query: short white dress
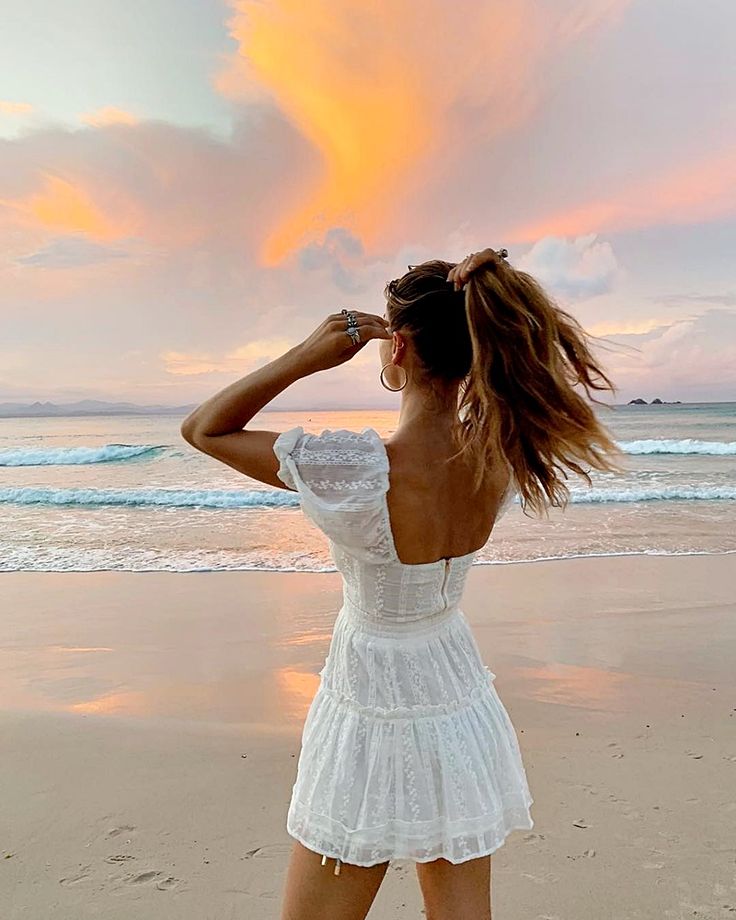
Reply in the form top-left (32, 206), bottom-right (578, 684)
top-left (273, 425), bottom-right (534, 867)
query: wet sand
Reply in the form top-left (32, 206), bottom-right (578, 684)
top-left (1, 554), bottom-right (735, 918)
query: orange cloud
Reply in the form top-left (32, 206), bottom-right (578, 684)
top-left (217, 0), bottom-right (630, 266)
top-left (587, 318), bottom-right (676, 337)
top-left (0, 101), bottom-right (33, 115)
top-left (508, 147), bottom-right (736, 242)
top-left (0, 172), bottom-right (134, 240)
top-left (81, 107), bottom-right (139, 127)
top-left (162, 338), bottom-right (295, 376)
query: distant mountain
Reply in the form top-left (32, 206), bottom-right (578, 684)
top-left (0, 400), bottom-right (199, 418)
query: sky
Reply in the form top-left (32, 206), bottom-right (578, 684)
top-left (1, 0), bottom-right (735, 409)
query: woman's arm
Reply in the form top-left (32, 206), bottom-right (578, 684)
top-left (180, 344), bottom-right (308, 489)
top-left (180, 309), bottom-right (391, 489)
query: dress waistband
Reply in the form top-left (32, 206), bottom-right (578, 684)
top-left (339, 595), bottom-right (464, 638)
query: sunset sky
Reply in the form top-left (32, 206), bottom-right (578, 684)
top-left (2, 0), bottom-right (735, 408)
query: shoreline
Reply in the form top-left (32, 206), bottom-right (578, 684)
top-left (3, 544), bottom-right (736, 576)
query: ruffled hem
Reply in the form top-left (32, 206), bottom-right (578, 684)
top-left (317, 669), bottom-right (497, 720)
top-left (287, 677), bottom-right (535, 867)
top-left (287, 793), bottom-right (535, 866)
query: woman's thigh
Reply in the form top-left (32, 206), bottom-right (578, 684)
top-left (415, 854), bottom-right (492, 920)
top-left (280, 841), bottom-right (390, 920)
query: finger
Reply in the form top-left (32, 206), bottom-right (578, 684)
top-left (455, 263), bottom-right (469, 290)
top-left (460, 252), bottom-right (476, 278)
top-left (343, 320), bottom-right (392, 344)
top-left (456, 253), bottom-right (478, 288)
top-left (361, 324), bottom-right (393, 341)
top-left (356, 318), bottom-right (393, 339)
top-left (345, 309), bottom-right (390, 325)
top-left (338, 310), bottom-right (391, 338)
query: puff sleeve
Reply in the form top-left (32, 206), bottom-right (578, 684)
top-left (272, 426), bottom-right (391, 555)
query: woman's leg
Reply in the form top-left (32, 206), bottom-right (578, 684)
top-left (415, 854), bottom-right (492, 920)
top-left (280, 841), bottom-right (390, 920)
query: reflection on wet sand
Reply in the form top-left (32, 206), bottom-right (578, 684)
top-left (511, 662), bottom-right (633, 712)
top-left (0, 569), bottom-right (340, 730)
top-left (2, 557), bottom-right (734, 732)
top-left (64, 668), bottom-right (322, 726)
top-left (273, 667), bottom-right (321, 721)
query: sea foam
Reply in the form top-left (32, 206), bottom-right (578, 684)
top-left (1, 484), bottom-right (734, 509)
top-left (618, 438), bottom-right (736, 455)
top-left (0, 444), bottom-right (162, 466)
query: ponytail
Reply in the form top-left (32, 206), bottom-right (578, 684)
top-left (384, 256), bottom-right (622, 515)
top-left (460, 256), bottom-right (622, 514)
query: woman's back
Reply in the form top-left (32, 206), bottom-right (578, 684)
top-left (381, 432), bottom-right (512, 565)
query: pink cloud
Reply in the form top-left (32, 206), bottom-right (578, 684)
top-left (508, 147), bottom-right (736, 242)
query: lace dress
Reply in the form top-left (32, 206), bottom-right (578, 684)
top-left (273, 425), bottom-right (534, 867)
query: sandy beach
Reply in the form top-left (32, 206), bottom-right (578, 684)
top-left (2, 553), bottom-right (735, 919)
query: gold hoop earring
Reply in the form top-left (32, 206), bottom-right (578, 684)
top-left (380, 362), bottom-right (408, 391)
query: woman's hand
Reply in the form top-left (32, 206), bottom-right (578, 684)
top-left (446, 248), bottom-right (505, 291)
top-left (295, 310), bottom-right (392, 375)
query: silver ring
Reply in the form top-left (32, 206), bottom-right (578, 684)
top-left (342, 307), bottom-right (359, 343)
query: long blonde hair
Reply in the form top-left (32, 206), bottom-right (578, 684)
top-left (384, 253), bottom-right (623, 515)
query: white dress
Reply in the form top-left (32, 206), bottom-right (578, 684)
top-left (273, 425), bottom-right (534, 867)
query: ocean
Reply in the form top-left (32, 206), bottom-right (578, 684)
top-left (1, 403), bottom-right (734, 572)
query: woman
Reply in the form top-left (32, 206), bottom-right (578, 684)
top-left (181, 247), bottom-right (620, 920)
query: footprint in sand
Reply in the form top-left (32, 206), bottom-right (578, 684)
top-left (129, 870), bottom-right (162, 885)
top-left (105, 824), bottom-right (136, 840)
top-left (123, 869), bottom-right (182, 890)
top-left (104, 854), bottom-right (136, 864)
top-left (573, 783), bottom-right (599, 796)
top-left (621, 809), bottom-right (644, 821)
top-left (155, 876), bottom-right (180, 891)
top-left (523, 833), bottom-right (546, 843)
top-left (242, 844), bottom-right (292, 860)
top-left (703, 840), bottom-right (736, 854)
top-left (520, 871), bottom-right (559, 884)
top-left (686, 751), bottom-right (704, 759)
top-left (59, 867), bottom-right (92, 886)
